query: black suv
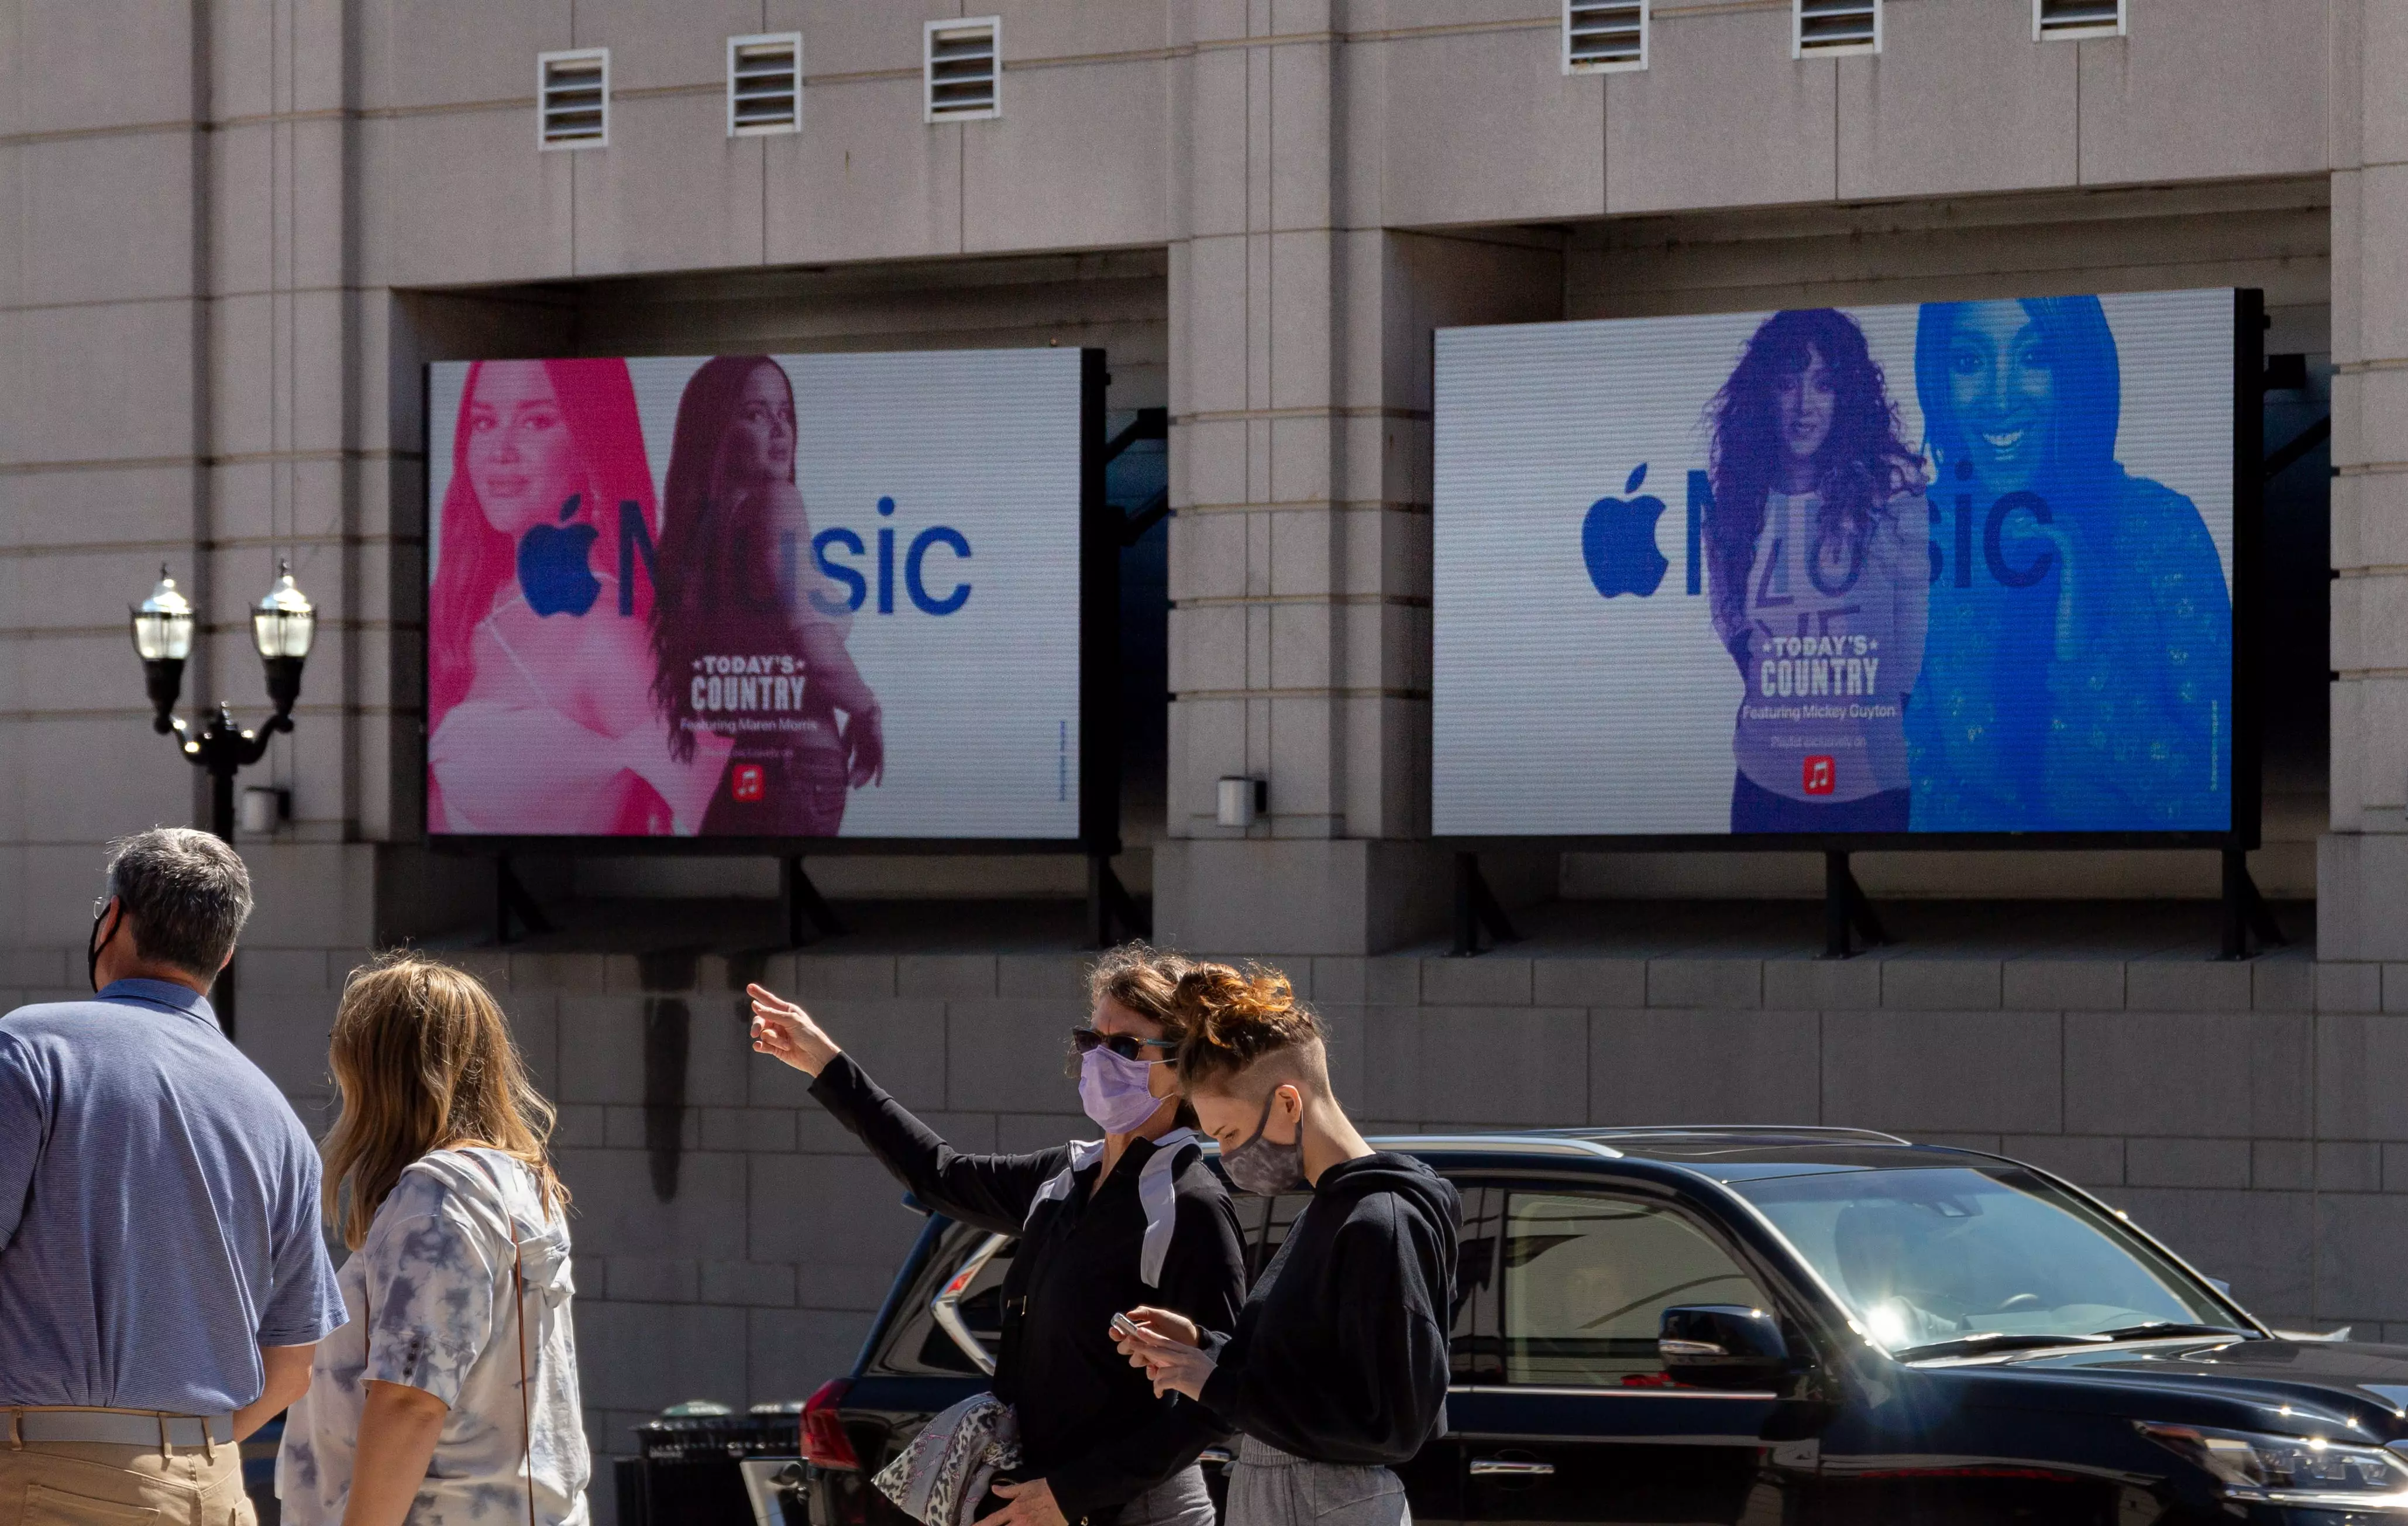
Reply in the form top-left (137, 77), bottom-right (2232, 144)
top-left (800, 1127), bottom-right (2408, 1524)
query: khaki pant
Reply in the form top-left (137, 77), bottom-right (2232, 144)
top-left (0, 1437), bottom-right (254, 1526)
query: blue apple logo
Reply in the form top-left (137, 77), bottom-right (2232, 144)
top-left (518, 494), bottom-right (603, 617)
top-left (1583, 464), bottom-right (1669, 599)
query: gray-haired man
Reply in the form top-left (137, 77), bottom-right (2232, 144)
top-left (0, 828), bottom-right (345, 1524)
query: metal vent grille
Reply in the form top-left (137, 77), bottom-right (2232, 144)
top-left (1794, 0), bottom-right (1879, 56)
top-left (925, 17), bottom-right (1000, 122)
top-left (728, 33), bottom-right (802, 135)
top-left (538, 48), bottom-right (608, 149)
top-left (2034, 0), bottom-right (2124, 40)
top-left (1564, 0), bottom-right (1646, 73)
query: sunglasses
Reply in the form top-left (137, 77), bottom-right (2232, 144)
top-left (1072, 1027), bottom-right (1177, 1063)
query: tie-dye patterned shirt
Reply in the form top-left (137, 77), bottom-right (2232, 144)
top-left (278, 1149), bottom-right (589, 1526)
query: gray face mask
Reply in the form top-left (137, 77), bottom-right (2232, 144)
top-left (1222, 1091), bottom-right (1306, 1197)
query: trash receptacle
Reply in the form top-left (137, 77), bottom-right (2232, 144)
top-left (617, 1403), bottom-right (808, 1526)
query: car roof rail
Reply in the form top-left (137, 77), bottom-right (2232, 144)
top-left (1547, 1124), bottom-right (1917, 1146)
top-left (1370, 1132), bottom-right (1626, 1160)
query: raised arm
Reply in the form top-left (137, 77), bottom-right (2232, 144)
top-left (749, 984), bottom-right (1064, 1233)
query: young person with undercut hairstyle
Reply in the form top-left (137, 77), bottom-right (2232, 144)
top-left (1110, 966), bottom-right (1458, 1526)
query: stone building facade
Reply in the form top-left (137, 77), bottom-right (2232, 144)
top-left (3, 1), bottom-right (2402, 1509)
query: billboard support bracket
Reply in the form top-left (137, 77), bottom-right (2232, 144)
top-left (782, 857), bottom-right (846, 946)
top-left (2217, 850), bottom-right (2285, 961)
top-left (1449, 853), bottom-right (1524, 958)
top-left (1819, 852), bottom-right (1889, 960)
top-left (494, 855), bottom-right (555, 946)
top-left (1089, 854), bottom-right (1150, 948)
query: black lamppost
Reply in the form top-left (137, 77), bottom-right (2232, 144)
top-left (130, 561), bottom-right (317, 1039)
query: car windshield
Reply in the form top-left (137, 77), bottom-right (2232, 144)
top-left (1728, 1166), bottom-right (2250, 1357)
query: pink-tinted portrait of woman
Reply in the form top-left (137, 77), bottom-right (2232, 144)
top-left (426, 358), bottom-right (730, 834)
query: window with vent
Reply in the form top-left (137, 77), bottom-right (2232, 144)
top-left (1793, 0), bottom-right (1879, 57)
top-left (728, 32), bottom-right (802, 136)
top-left (2034, 0), bottom-right (2124, 40)
top-left (1564, 0), bottom-right (1646, 73)
top-left (538, 49), bottom-right (608, 149)
top-left (926, 17), bottom-right (1000, 122)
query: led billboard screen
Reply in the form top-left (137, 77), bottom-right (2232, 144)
top-left (425, 349), bottom-right (1086, 841)
top-left (1433, 290), bottom-right (2241, 840)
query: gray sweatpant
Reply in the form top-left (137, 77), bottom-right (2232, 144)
top-left (1117, 1465), bottom-right (1216, 1526)
top-left (1224, 1438), bottom-right (1410, 1526)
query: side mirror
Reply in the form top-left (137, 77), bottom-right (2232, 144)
top-left (1660, 1304), bottom-right (1790, 1390)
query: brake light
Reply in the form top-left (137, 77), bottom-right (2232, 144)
top-left (801, 1379), bottom-right (861, 1470)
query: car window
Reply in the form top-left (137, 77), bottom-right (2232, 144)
top-left (1730, 1165), bottom-right (2244, 1353)
top-left (869, 1219), bottom-right (1017, 1377)
top-left (1453, 1187), bottom-right (1502, 1383)
top-left (1501, 1192), bottom-right (1763, 1387)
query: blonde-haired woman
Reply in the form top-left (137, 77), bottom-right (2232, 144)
top-left (278, 954), bottom-right (589, 1526)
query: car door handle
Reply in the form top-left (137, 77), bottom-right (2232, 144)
top-left (1469, 1459), bottom-right (1556, 1477)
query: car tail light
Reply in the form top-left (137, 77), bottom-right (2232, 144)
top-left (801, 1378), bottom-right (861, 1469)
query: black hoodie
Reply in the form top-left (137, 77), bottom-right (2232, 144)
top-left (1197, 1152), bottom-right (1460, 1466)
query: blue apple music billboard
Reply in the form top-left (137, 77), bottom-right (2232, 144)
top-left (1433, 290), bottom-right (2239, 838)
top-left (424, 349), bottom-right (1083, 840)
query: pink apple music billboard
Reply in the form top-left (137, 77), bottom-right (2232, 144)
top-left (424, 350), bottom-right (1084, 840)
top-left (1433, 290), bottom-right (2241, 839)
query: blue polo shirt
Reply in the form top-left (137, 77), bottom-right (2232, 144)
top-left (0, 978), bottom-right (346, 1413)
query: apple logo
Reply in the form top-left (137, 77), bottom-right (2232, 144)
top-left (518, 494), bottom-right (603, 617)
top-left (1583, 463), bottom-right (1669, 599)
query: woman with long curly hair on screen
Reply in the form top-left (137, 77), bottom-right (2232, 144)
top-left (425, 358), bottom-right (728, 835)
top-left (1704, 308), bottom-right (1929, 833)
top-left (649, 356), bottom-right (882, 836)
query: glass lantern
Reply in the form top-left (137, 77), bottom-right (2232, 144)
top-left (252, 561), bottom-right (317, 661)
top-left (131, 566), bottom-right (197, 662)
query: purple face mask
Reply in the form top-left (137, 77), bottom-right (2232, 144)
top-left (1078, 1045), bottom-right (1168, 1135)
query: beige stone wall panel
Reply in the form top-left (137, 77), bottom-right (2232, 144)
top-left (356, 0), bottom-right (572, 113)
top-left (962, 59), bottom-right (1168, 253)
top-left (0, 1), bottom-right (196, 135)
top-left (2075, 0), bottom-right (2331, 188)
top-left (0, 301), bottom-right (199, 466)
top-left (572, 92), bottom-right (767, 276)
top-left (761, 78), bottom-right (962, 265)
top-left (0, 464), bottom-right (198, 553)
top-left (13, 135), bottom-right (198, 308)
top-left (1377, 25), bottom-right (1603, 229)
top-left (1606, 6), bottom-right (1837, 214)
top-left (1835, 0), bottom-right (2079, 201)
top-left (359, 111), bottom-right (574, 288)
top-left (208, 290), bottom-right (350, 461)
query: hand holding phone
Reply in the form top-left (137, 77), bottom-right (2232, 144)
top-left (1110, 1312), bottom-right (1147, 1342)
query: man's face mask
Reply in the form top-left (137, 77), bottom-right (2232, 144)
top-left (88, 896), bottom-right (121, 994)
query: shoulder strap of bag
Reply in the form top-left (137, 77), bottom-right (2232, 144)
top-left (462, 1150), bottom-right (539, 1526)
top-left (1136, 1129), bottom-right (1202, 1287)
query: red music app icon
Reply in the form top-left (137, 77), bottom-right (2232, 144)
top-left (1802, 756), bottom-right (1836, 796)
top-left (732, 764), bottom-right (766, 803)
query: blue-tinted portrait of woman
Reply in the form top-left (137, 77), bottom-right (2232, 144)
top-left (1905, 297), bottom-right (2232, 832)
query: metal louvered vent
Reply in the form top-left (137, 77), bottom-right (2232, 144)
top-left (2034, 0), bottom-right (2124, 40)
top-left (1794, 0), bottom-right (1879, 56)
top-left (728, 33), bottom-right (802, 135)
top-left (538, 49), bottom-right (608, 149)
top-left (925, 18), bottom-right (1000, 122)
top-left (1564, 0), bottom-right (1647, 73)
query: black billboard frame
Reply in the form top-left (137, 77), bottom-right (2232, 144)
top-left (1437, 289), bottom-right (2279, 961)
top-left (418, 349), bottom-right (1141, 947)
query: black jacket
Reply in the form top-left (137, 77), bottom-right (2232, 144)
top-left (810, 1054), bottom-right (1246, 1520)
top-left (1198, 1153), bottom-right (1460, 1466)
